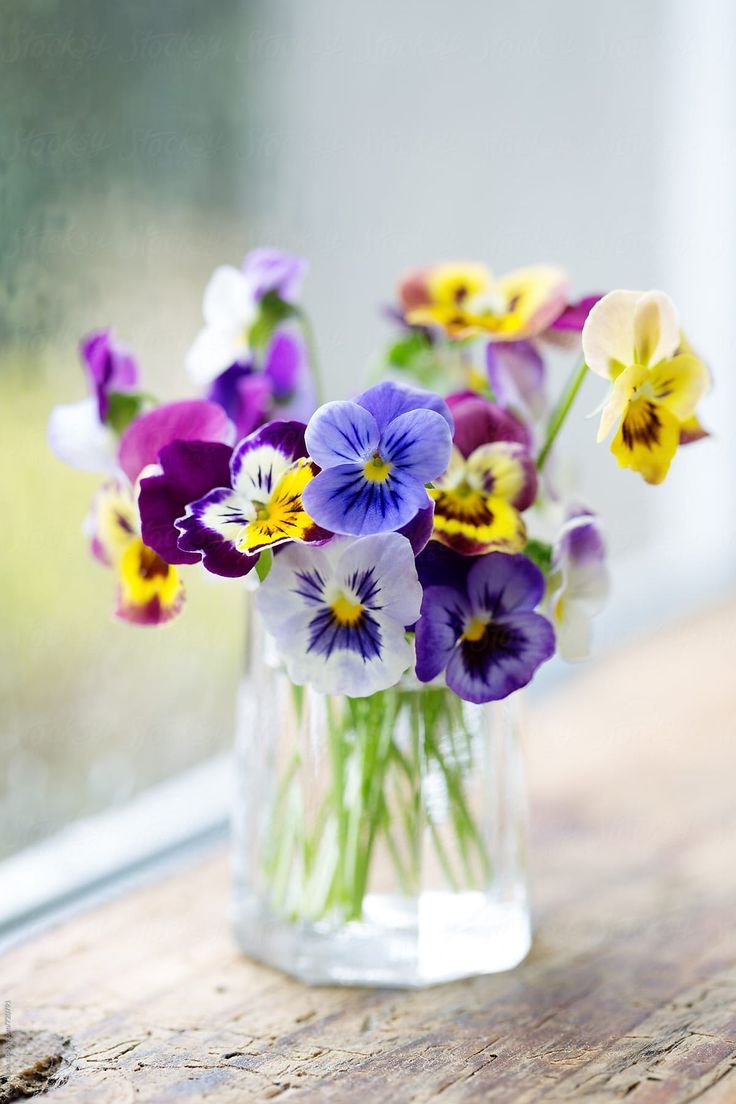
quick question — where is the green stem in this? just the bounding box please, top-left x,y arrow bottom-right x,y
536,360 -> 589,472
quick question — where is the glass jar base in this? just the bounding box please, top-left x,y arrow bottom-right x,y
234,891 -> 531,988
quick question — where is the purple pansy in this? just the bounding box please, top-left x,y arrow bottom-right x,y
176,420 -> 330,579
548,294 -> 602,333
81,329 -> 138,421
485,341 -> 546,423
139,440 -> 235,566
206,330 -> 315,440
118,400 -> 235,483
301,381 -> 453,536
415,544 -> 555,703
241,247 -> 308,302
444,391 -> 531,457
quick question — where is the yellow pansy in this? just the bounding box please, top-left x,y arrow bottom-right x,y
582,290 -> 710,485
89,480 -> 185,625
402,261 -> 568,342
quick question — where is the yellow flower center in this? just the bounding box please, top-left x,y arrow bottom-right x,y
331,592 -> 364,626
363,452 -> 393,483
462,616 -> 488,643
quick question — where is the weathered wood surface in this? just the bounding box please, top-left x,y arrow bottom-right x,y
2,602 -> 736,1103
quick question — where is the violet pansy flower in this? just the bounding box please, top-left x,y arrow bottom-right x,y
257,533 -> 422,697
117,399 -> 234,483
186,248 -> 308,387
302,381 -> 453,536
47,328 -> 139,474
546,507 -> 609,661
176,420 -> 330,578
415,544 -> 555,703
206,329 -> 315,440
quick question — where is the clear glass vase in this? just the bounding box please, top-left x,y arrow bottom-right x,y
232,603 -> 531,987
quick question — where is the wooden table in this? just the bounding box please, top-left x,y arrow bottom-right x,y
2,603 -> 736,1103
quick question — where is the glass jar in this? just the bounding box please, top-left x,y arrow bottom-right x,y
232,605 -> 531,987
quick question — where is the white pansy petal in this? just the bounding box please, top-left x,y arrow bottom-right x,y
555,600 -> 595,662
582,290 -> 641,379
334,532 -> 422,628
633,290 -> 680,366
202,265 -> 257,331
47,397 -> 119,474
256,535 -> 419,697
185,325 -> 246,386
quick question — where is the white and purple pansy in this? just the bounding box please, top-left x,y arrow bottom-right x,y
186,249 -> 308,387
301,381 -> 453,536
206,329 -> 315,439
415,543 -> 555,703
176,420 -> 330,578
257,533 -> 422,697
546,507 -> 609,662
47,328 -> 139,474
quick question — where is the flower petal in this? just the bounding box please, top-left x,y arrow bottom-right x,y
485,340 -> 546,422
354,379 -> 454,433
596,364 -> 646,443
633,290 -> 680,367
202,265 -> 258,331
430,488 -> 527,556
445,393 -> 531,456
445,610 -> 555,703
302,463 -> 429,536
495,265 -> 569,340
415,584 -> 470,683
186,325 -> 248,387
465,441 -> 537,511
582,289 -> 641,379
467,551 -> 546,616
118,400 -> 234,483
207,364 -> 272,440
305,400 -> 379,468
81,329 -> 138,421
176,488 -> 257,578
138,440 -> 233,565
398,501 -> 435,556
256,534 -> 420,696
611,398 -> 680,485
237,458 -> 329,556
648,354 -> 709,420
116,538 -> 185,626
378,407 -> 453,481
241,248 -> 308,301
48,397 -> 119,474
548,294 -> 602,333
230,419 -> 308,492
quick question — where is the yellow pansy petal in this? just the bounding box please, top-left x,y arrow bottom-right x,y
632,290 -> 680,367
426,262 -> 493,307
611,398 -> 680,485
117,538 -> 185,624
238,457 -> 321,555
430,487 -> 527,555
582,289 -> 641,379
464,441 -> 533,508
92,481 -> 139,566
596,363 -> 647,443
495,265 -> 569,340
433,446 -> 467,491
648,354 -> 709,421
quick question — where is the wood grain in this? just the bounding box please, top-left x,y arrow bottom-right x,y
2,602 -> 736,1103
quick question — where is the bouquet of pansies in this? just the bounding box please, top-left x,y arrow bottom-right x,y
49,250 -> 712,935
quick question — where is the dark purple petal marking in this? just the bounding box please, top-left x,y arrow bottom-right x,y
229,419 -> 308,486
306,607 -> 383,661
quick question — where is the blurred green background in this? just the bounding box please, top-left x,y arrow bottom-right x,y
0,0 -> 266,857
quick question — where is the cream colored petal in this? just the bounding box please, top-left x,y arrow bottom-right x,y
582,290 -> 641,379
633,290 -> 680,366
433,445 -> 467,490
596,364 -> 646,442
